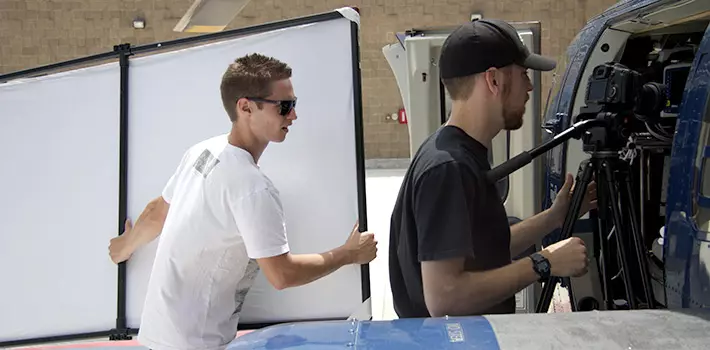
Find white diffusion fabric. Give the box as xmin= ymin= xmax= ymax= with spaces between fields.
xmin=125 ymin=15 xmax=363 ymax=327
xmin=0 ymin=63 xmax=121 ymax=341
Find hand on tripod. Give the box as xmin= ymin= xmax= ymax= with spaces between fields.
xmin=540 ymin=237 xmax=589 ymax=278
xmin=549 ymin=173 xmax=598 ymax=228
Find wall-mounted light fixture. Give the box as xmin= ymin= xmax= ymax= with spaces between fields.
xmin=133 ymin=17 xmax=146 ymax=29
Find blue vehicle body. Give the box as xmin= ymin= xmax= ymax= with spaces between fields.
xmin=661 ymin=20 xmax=710 ymax=309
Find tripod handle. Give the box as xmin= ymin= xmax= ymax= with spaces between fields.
xmin=485 ymin=117 xmax=608 ymax=184
xmin=486 ymin=151 xmax=532 ymax=184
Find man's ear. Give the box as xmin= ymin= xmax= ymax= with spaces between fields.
xmin=236 ymin=97 xmax=251 ymax=116
xmin=484 ymin=69 xmax=501 ymax=96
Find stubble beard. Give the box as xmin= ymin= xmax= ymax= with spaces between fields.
xmin=502 ymin=99 xmax=525 ymax=130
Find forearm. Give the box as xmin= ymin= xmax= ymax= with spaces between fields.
xmin=430 ymin=258 xmax=538 ymax=316
xmin=125 ymin=197 xmax=168 ymax=250
xmin=510 ymin=209 xmax=559 ymax=257
xmin=279 ymin=246 xmax=354 ymax=289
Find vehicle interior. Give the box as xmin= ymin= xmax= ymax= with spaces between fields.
xmin=560 ymin=0 xmax=710 ymax=311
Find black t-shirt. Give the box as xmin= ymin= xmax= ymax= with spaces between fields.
xmin=388 ymin=125 xmax=515 ymax=318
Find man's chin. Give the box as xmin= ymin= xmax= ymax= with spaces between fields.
xmin=274 ymin=134 xmax=288 ymax=143
xmin=504 ymin=119 xmax=524 ymax=130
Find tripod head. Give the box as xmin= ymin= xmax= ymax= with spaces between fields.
xmin=486 ymin=62 xmax=667 ymax=184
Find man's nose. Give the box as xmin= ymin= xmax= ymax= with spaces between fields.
xmin=287 ymin=109 xmax=298 ymax=120
xmin=524 ymin=73 xmax=533 ymax=91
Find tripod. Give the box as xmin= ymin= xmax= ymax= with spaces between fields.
xmin=486 ymin=113 xmax=657 ymax=313
xmin=535 ymin=148 xmax=655 ymax=312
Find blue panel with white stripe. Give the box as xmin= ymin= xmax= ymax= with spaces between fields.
xmin=227 ymin=316 xmax=500 ymax=349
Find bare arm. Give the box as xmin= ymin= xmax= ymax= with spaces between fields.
xmin=256 ymin=224 xmax=377 ymax=290
xmin=422 ymin=235 xmax=590 ymax=317
xmin=410 ymin=162 xmax=591 ymax=317
xmin=409 ymin=162 xmax=541 ymax=316
xmin=509 ymin=209 xmax=560 ymax=257
xmin=127 ymin=196 xmax=169 ymax=245
xmin=257 ymin=247 xmax=352 ymax=290
xmin=422 ymin=257 xmax=539 ymax=317
xmin=510 ymin=173 xmax=598 ymax=258
xmin=231 ymin=183 xmax=378 ymax=291
xmin=109 ymin=196 xmax=169 ymax=263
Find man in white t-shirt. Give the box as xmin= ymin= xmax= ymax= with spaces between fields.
xmin=107 ymin=53 xmax=378 ymax=350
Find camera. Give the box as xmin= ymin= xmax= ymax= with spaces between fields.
xmin=582 ymin=62 xmax=666 ymax=120
xmin=586 ymin=63 xmax=642 ymax=109
xmin=575 ymin=62 xmax=667 ymax=153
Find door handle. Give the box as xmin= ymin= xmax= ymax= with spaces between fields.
xmin=542 ymin=113 xmax=565 ymax=135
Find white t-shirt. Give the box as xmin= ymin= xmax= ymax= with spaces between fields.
xmin=137 ymin=134 xmax=290 ymax=350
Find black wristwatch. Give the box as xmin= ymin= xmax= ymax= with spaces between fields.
xmin=529 ymin=252 xmax=551 ymax=282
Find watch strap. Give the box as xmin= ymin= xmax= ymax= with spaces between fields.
xmin=529 ymin=252 xmax=551 ymax=282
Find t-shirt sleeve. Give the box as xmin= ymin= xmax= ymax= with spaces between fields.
xmin=229 ymin=187 xmax=291 ymax=259
xmin=413 ymin=161 xmax=476 ymax=262
xmin=161 ymin=151 xmax=190 ymax=203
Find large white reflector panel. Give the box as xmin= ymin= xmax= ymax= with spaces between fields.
xmin=0 ymin=63 xmax=121 ymax=341
xmin=126 ymin=14 xmax=363 ymax=327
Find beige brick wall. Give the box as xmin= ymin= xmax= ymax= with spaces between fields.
xmin=0 ymin=0 xmax=618 ymax=159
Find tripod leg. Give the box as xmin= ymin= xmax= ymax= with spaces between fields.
xmin=535 ymin=159 xmax=595 ymax=313
xmin=618 ymin=163 xmax=655 ymax=308
xmin=600 ymin=159 xmax=637 ymax=309
xmin=593 ymin=165 xmax=615 ymax=310
xmin=563 ymin=276 xmax=577 ymax=312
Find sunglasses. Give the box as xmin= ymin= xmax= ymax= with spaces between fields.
xmin=246 ymin=97 xmax=297 ymax=116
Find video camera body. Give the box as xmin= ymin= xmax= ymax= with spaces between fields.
xmin=574 ymin=62 xmax=667 ymax=154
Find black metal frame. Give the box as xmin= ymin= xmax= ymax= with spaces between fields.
xmin=113 ymin=42 xmax=133 ymax=342
xmin=0 ymin=8 xmax=369 ymax=348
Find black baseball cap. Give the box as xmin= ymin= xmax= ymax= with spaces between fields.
xmin=439 ymin=19 xmax=556 ymax=79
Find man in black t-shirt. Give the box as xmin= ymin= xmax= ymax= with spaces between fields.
xmin=389 ymin=19 xmax=598 ymax=318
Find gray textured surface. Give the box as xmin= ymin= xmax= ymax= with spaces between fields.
xmin=486 ymin=309 xmax=710 ymax=349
